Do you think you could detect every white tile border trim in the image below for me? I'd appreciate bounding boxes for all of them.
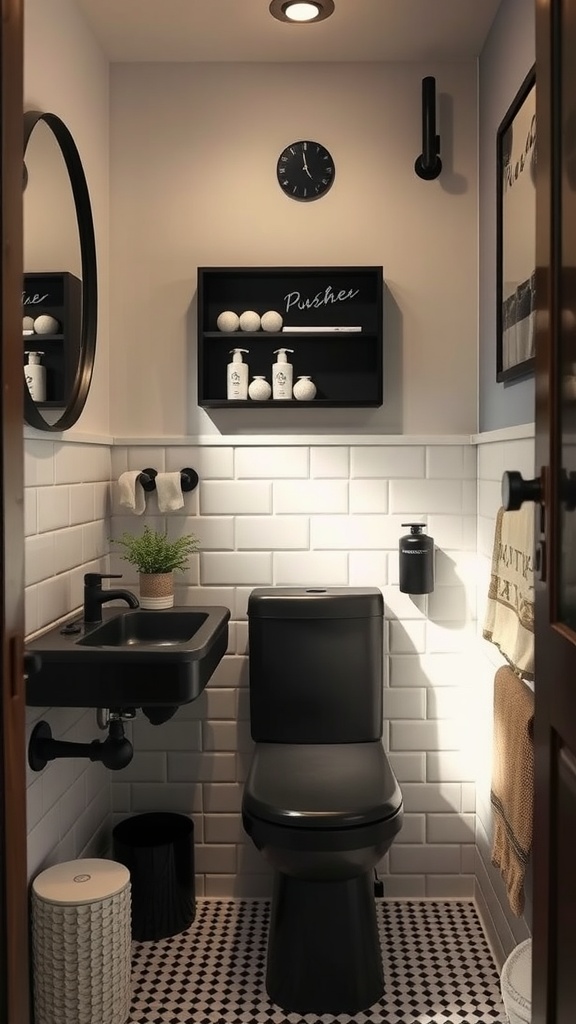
[24,423,534,448]
[113,434,473,446]
[24,427,112,445]
[472,423,534,445]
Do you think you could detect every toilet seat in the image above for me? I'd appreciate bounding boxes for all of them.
[243,741,402,829]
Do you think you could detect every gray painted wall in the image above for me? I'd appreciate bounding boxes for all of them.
[479,0,535,431]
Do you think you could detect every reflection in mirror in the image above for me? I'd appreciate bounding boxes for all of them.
[23,111,97,432]
[24,120,81,279]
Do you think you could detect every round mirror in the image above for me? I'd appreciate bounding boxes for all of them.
[23,111,97,431]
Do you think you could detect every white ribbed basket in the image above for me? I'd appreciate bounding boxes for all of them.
[32,858,131,1024]
[501,938,532,1024]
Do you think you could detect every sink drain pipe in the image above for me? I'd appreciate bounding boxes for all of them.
[28,719,133,771]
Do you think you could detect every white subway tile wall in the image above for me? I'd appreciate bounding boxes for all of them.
[24,434,534,931]
[475,434,534,965]
[107,442,477,900]
[25,441,112,635]
[24,439,113,880]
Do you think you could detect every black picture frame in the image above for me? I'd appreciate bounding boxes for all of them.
[496,67,536,383]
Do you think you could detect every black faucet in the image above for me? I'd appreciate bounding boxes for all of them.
[83,573,139,624]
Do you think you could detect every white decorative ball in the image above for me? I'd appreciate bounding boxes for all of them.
[217,310,240,333]
[23,315,35,333]
[248,376,272,401]
[239,310,261,332]
[34,314,60,335]
[293,376,317,401]
[261,310,283,333]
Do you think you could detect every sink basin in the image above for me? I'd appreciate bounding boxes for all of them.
[78,610,211,648]
[26,605,230,709]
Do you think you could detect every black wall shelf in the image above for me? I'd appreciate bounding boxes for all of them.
[23,271,81,408]
[197,266,383,408]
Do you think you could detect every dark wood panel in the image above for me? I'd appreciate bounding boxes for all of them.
[1,0,29,1021]
[533,0,576,1020]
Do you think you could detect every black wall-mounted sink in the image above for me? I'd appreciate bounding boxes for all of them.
[26,605,230,708]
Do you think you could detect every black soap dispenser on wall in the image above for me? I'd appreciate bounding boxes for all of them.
[399,523,435,594]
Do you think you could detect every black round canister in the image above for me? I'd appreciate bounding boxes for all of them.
[399,523,434,594]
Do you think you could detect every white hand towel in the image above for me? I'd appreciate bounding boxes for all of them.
[118,470,146,515]
[156,471,184,513]
[483,504,535,679]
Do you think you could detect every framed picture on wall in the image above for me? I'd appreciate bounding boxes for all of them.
[496,66,536,383]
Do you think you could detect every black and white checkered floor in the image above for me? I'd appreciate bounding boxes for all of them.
[128,898,506,1024]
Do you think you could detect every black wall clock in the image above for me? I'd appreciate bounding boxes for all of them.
[277,140,335,202]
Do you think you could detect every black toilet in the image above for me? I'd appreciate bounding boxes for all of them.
[242,587,403,1015]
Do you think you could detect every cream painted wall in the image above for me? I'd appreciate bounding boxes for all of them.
[109,61,478,438]
[24,0,110,435]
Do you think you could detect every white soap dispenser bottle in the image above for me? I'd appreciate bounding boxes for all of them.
[227,348,249,399]
[272,348,294,400]
[24,351,46,402]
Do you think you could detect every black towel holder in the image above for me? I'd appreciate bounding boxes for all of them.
[137,467,199,493]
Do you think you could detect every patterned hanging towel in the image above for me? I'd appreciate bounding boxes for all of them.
[483,505,535,679]
[490,664,534,916]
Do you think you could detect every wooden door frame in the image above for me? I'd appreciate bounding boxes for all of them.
[1,0,30,1021]
[532,0,576,1019]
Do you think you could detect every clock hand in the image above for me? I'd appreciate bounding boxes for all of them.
[302,155,313,179]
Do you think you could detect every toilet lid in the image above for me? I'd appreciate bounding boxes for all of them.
[243,741,402,828]
[501,939,532,1018]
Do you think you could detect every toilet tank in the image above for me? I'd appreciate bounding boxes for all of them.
[248,587,384,743]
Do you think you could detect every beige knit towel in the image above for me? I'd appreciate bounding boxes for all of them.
[483,505,535,679]
[490,664,534,916]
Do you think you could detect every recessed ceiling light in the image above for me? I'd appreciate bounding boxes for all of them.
[269,1,335,24]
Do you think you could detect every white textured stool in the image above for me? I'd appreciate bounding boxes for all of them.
[32,858,131,1024]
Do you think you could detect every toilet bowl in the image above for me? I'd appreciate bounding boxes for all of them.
[501,939,532,1023]
[241,587,404,1015]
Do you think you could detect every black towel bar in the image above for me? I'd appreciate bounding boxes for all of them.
[137,467,199,493]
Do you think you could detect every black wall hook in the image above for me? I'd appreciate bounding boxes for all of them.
[414,76,442,180]
[137,467,199,493]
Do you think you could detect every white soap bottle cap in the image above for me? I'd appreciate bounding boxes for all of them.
[229,348,249,362]
[273,348,294,362]
[25,351,45,364]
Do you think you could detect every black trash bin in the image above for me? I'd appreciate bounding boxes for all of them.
[112,812,195,941]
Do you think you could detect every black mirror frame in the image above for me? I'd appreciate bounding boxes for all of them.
[23,110,97,431]
[496,67,536,384]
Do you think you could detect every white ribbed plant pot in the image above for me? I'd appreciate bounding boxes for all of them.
[139,571,174,609]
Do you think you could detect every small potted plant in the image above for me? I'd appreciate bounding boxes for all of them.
[112,525,200,609]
